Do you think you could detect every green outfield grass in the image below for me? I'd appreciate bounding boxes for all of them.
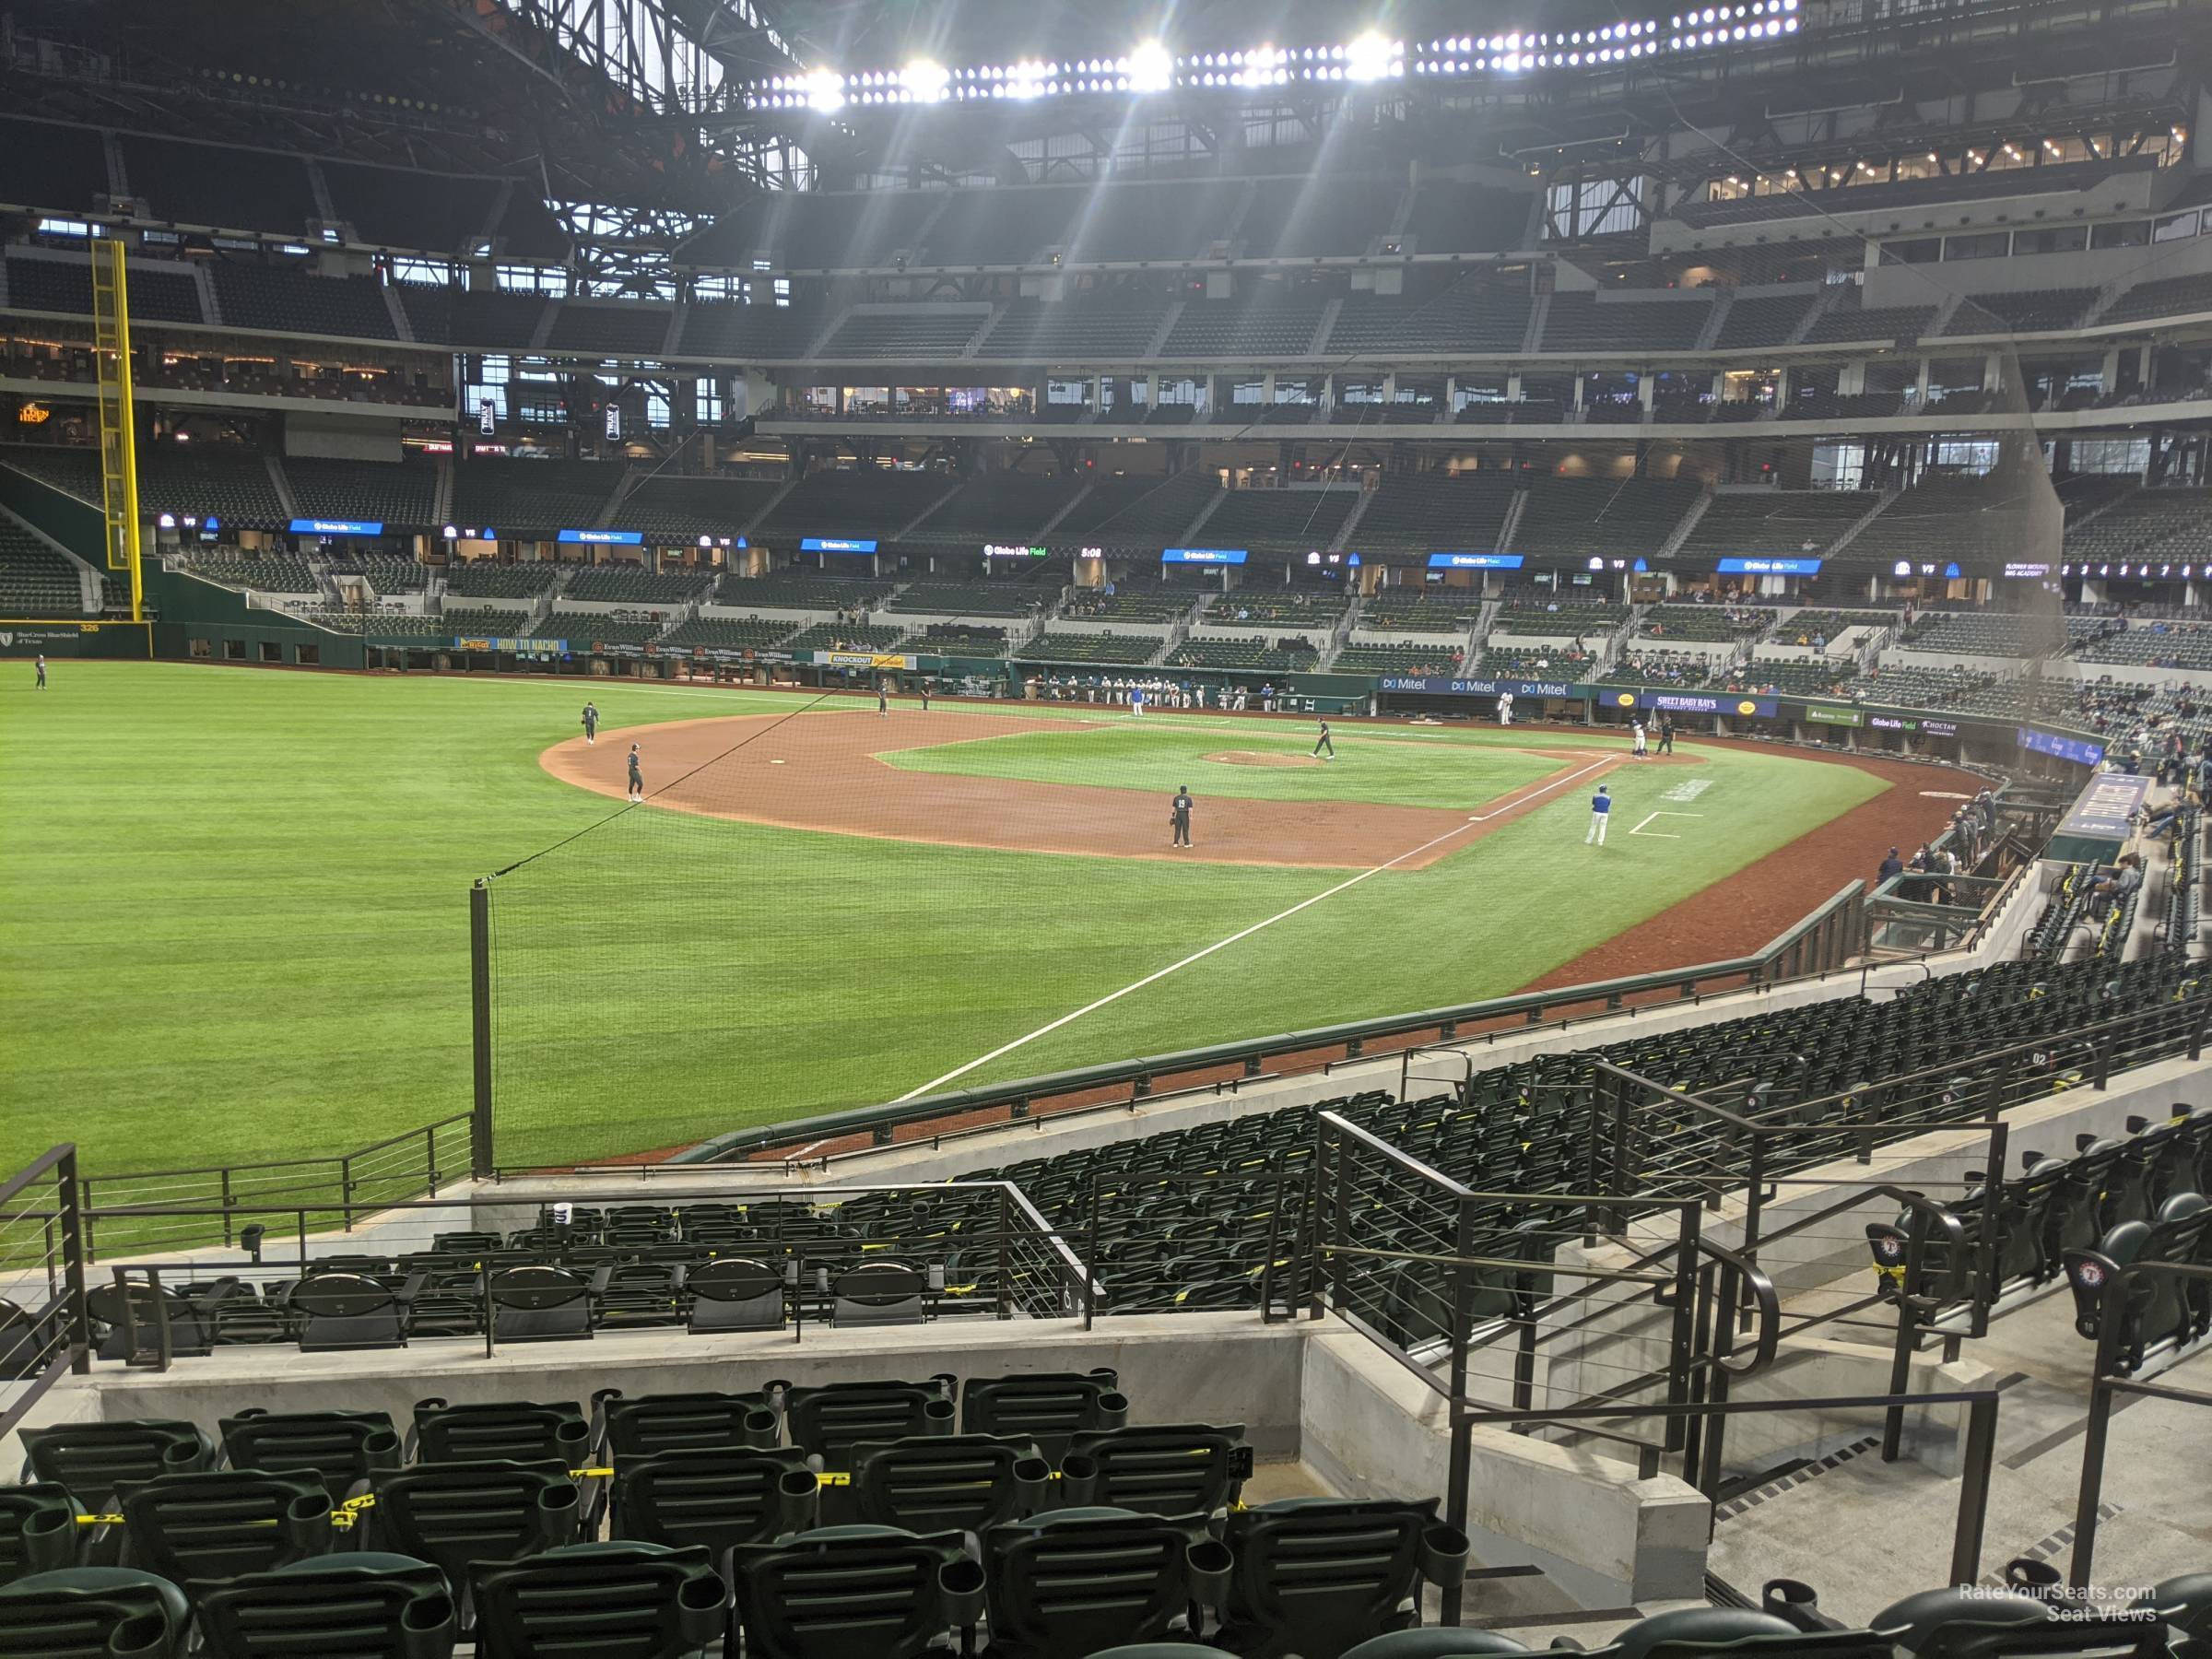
[1,663,1887,1176]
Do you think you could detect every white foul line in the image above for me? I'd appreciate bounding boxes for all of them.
[1630,809,1705,840]
[893,756,1618,1101]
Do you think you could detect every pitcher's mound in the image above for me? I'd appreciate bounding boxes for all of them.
[1206,749,1322,768]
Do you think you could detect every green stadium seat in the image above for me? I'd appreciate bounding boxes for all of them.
[729,1524,985,1659]
[406,1398,591,1465]
[186,1553,456,1659]
[959,1370,1127,1461]
[846,1434,1050,1533]
[1215,1499,1469,1659]
[599,1390,784,1458]
[466,1540,726,1659]
[780,1379,957,1472]
[356,1460,581,1587]
[0,1566,189,1658]
[978,1507,1231,1659]
[18,1422,216,1507]
[218,1409,404,1501]
[112,1471,334,1587]
[0,1487,79,1586]
[611,1447,820,1555]
[1059,1424,1251,1518]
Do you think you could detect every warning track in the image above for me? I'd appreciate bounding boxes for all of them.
[539,709,1656,871]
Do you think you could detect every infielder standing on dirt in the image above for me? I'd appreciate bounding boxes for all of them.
[1312,718,1335,760]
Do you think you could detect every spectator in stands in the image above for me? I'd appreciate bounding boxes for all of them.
[2091,854,2143,915]
[1878,846,1905,885]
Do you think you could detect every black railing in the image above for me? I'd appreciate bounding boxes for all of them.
[0,1145,90,1440]
[76,1113,476,1259]
[2068,1258,2212,1589]
[71,1179,1095,1365]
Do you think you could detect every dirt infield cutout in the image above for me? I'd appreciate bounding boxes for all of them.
[1205,749,1323,768]
[541,710,1626,871]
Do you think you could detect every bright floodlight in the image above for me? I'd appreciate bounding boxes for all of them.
[1128,39,1172,91]
[1006,59,1048,97]
[1344,31,1399,80]
[803,68,844,111]
[901,58,949,101]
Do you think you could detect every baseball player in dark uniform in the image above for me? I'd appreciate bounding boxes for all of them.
[1657,712,1675,755]
[627,742,643,804]
[877,680,889,716]
[581,700,599,745]
[1312,718,1335,760]
[1170,784,1194,848]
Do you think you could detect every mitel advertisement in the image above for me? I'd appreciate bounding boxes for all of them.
[1379,676,1576,699]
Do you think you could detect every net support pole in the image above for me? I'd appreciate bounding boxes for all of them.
[470,878,494,1180]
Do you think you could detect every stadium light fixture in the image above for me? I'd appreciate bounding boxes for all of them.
[1344,32,1405,81]
[902,58,949,101]
[1128,39,1173,90]
[803,68,845,111]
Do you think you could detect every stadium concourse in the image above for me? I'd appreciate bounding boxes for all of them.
[6,0,2212,1651]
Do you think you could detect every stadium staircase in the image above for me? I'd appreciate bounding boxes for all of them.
[1176,483,1231,545]
[1783,284,1845,345]
[1143,302,1184,358]
[430,456,455,530]
[738,476,800,537]
[1655,488,1714,560]
[1034,484,1091,538]
[894,479,967,542]
[379,280,414,343]
[1492,488,1531,553]
[1308,299,1340,356]
[1519,292,1549,355]
[596,468,642,530]
[1823,487,1903,557]
[1326,481,1375,551]
[657,304,686,359]
[526,300,559,353]
[1692,290,1733,351]
[264,455,300,521]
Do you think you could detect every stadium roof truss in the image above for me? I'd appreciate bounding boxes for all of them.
[490,0,803,112]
